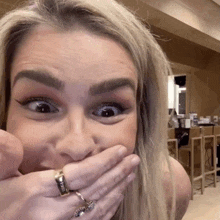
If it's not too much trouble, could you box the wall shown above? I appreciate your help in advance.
[189,70,220,117]
[170,66,220,118]
[119,0,220,118]
[0,0,25,17]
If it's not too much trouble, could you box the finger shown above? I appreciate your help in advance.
[80,155,139,201]
[64,145,128,190]
[93,175,134,220]
[102,195,124,220]
[0,130,23,180]
[69,190,124,220]
[32,145,127,197]
[47,171,135,220]
[41,171,135,220]
[87,194,124,220]
[77,174,134,220]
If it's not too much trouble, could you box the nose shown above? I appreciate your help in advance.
[55,109,97,162]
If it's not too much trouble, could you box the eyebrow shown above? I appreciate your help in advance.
[12,70,65,91]
[12,70,136,95]
[89,78,136,96]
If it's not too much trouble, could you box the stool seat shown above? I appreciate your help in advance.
[179,146,191,151]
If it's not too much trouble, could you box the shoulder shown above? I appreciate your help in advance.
[163,156,191,220]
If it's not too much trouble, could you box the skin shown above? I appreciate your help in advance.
[0,25,140,219]
[7,25,138,173]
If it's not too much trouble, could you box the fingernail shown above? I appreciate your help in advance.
[126,173,136,183]
[118,147,127,157]
[131,156,140,166]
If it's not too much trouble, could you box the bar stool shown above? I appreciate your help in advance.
[178,127,204,200]
[167,128,178,160]
[201,126,217,188]
[214,126,220,174]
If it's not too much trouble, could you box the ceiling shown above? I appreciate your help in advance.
[212,0,220,6]
[151,25,220,73]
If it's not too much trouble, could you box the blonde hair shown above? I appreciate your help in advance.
[0,0,176,219]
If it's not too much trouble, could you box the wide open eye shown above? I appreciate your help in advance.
[92,103,125,117]
[16,97,59,113]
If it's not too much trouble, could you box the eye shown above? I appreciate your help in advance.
[16,97,59,113]
[92,103,125,117]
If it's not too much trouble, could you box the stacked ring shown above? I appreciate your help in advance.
[54,169,95,218]
[74,191,95,218]
[54,169,70,196]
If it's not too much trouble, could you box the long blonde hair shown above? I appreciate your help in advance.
[0,0,176,219]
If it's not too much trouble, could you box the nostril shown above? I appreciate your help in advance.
[57,145,96,162]
[58,152,74,164]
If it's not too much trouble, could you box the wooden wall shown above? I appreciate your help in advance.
[189,70,220,117]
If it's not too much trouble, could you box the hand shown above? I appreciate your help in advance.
[63,146,140,220]
[0,130,23,180]
[0,129,140,220]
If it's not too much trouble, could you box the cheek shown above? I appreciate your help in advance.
[97,115,137,154]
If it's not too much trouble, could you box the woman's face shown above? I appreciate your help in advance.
[6,25,138,174]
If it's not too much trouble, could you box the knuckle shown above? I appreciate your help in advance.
[93,185,108,200]
[104,156,116,171]
[79,171,96,187]
[64,164,94,189]
[113,173,123,184]
[121,164,131,174]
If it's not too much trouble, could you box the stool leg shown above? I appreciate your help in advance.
[201,139,205,194]
[191,148,194,200]
[213,139,217,187]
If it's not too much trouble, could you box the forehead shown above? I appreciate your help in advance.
[11,25,138,88]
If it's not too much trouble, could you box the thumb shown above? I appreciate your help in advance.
[0,130,23,180]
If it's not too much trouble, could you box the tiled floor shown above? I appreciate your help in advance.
[182,175,220,220]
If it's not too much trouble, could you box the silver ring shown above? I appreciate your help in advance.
[75,191,86,202]
[54,169,70,196]
[74,205,87,218]
[74,201,95,218]
[74,191,95,217]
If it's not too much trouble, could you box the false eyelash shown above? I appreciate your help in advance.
[16,96,59,108]
[97,102,126,112]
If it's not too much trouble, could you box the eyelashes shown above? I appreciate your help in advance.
[92,102,126,117]
[16,97,59,113]
[15,97,127,118]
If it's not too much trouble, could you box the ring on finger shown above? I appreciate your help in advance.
[54,169,70,196]
[74,191,96,217]
[75,191,86,202]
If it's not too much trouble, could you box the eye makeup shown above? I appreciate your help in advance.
[15,96,60,113]
[92,102,127,117]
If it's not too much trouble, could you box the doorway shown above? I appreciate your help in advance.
[168,75,186,115]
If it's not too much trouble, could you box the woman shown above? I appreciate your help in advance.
[0,0,191,219]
